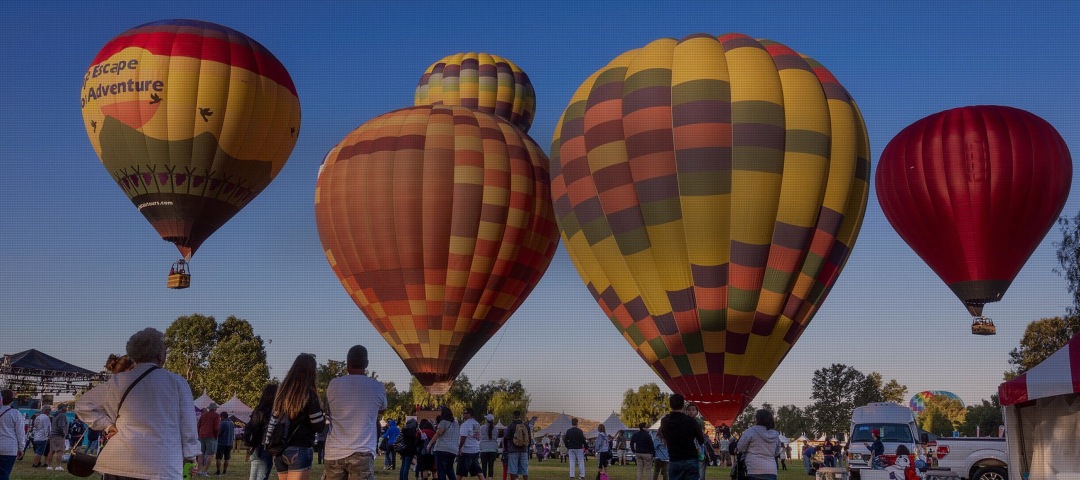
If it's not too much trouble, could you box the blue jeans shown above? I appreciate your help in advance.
[506,451,528,476]
[0,455,15,480]
[436,451,457,480]
[668,459,699,480]
[249,447,272,480]
[400,454,414,480]
[275,446,314,472]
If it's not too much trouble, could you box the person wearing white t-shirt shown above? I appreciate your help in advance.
[455,408,485,480]
[324,345,387,480]
[30,405,52,468]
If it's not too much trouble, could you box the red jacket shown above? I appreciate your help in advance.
[197,412,220,439]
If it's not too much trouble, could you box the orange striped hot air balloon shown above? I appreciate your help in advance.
[315,105,559,394]
[81,19,300,286]
[551,34,869,425]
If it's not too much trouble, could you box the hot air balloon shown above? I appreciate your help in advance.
[551,33,870,425]
[876,106,1072,335]
[81,19,301,288]
[415,53,536,133]
[909,391,964,414]
[315,105,559,395]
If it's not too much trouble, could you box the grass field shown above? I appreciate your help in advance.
[8,455,815,479]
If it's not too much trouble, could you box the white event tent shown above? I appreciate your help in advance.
[587,412,630,438]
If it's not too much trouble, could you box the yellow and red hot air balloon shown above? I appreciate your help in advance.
[551,33,869,425]
[415,53,537,133]
[315,105,559,395]
[81,19,301,287]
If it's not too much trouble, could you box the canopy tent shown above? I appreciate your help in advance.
[193,392,216,410]
[999,332,1080,480]
[0,349,106,396]
[534,413,575,438]
[587,412,630,438]
[649,418,662,430]
[218,394,253,421]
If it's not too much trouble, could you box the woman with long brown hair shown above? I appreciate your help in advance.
[267,354,325,480]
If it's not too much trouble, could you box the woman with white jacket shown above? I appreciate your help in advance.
[735,409,782,480]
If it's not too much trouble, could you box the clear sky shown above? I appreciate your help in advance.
[2,2,1078,421]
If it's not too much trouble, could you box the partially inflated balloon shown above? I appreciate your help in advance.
[909,390,964,414]
[876,106,1071,318]
[82,19,301,260]
[551,34,869,424]
[415,53,536,133]
[315,105,558,394]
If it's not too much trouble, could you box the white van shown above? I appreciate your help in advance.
[848,402,920,477]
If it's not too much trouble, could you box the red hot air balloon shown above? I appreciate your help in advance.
[876,106,1072,334]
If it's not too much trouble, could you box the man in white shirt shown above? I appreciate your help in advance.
[31,405,52,468]
[456,408,486,480]
[325,345,387,480]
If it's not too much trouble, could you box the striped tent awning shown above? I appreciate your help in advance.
[999,332,1080,405]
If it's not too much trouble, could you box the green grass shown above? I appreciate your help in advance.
[9,455,814,479]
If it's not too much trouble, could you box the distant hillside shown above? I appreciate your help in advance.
[527,411,600,433]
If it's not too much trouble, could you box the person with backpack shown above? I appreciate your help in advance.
[67,413,87,452]
[426,406,459,480]
[397,418,421,480]
[264,353,326,480]
[323,345,386,480]
[417,418,436,480]
[245,383,278,480]
[502,411,530,480]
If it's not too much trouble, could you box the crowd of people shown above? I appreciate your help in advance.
[0,326,802,480]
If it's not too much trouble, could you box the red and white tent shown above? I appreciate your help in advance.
[998,332,1080,480]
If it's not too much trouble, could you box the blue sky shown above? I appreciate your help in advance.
[1,2,1078,421]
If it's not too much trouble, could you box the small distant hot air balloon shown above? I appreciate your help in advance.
[415,53,536,133]
[81,19,301,288]
[909,390,964,414]
[876,106,1072,335]
[315,105,558,395]
[551,33,870,425]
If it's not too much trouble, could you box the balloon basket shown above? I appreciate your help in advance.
[971,316,996,336]
[167,259,191,289]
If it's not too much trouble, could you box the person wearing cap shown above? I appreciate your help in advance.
[324,344,387,480]
[197,402,222,475]
[456,408,486,480]
[30,404,52,468]
[863,429,885,470]
[478,414,499,479]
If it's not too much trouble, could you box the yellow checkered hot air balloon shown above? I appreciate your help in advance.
[315,105,559,394]
[81,20,301,287]
[551,34,869,425]
[415,53,536,133]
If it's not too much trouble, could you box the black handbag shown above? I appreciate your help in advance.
[67,366,159,477]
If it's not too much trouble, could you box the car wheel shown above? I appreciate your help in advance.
[972,466,1007,480]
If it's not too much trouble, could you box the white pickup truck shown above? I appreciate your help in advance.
[846,402,1008,480]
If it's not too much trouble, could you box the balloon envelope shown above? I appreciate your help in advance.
[909,390,964,413]
[315,105,558,394]
[415,52,536,133]
[876,106,1072,317]
[82,19,301,260]
[551,33,869,424]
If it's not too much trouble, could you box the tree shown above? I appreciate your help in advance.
[732,404,756,433]
[619,383,669,429]
[917,395,965,435]
[384,381,412,422]
[808,364,867,438]
[881,379,909,404]
[959,396,1003,437]
[316,359,348,400]
[1053,213,1080,320]
[202,333,270,408]
[854,372,886,407]
[164,313,219,395]
[1005,316,1077,379]
[776,405,815,439]
[483,380,530,424]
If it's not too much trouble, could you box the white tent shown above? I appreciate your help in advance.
[193,391,216,410]
[218,394,253,421]
[587,412,630,438]
[999,332,1080,480]
[534,413,575,438]
[649,418,662,430]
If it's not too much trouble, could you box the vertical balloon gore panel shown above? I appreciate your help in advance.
[82,19,301,260]
[551,33,870,426]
